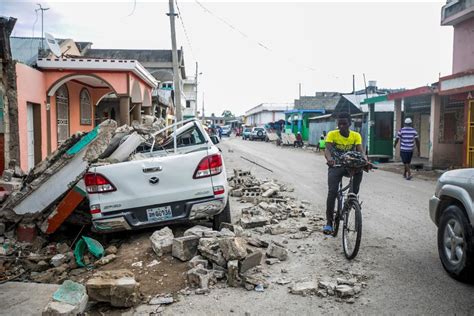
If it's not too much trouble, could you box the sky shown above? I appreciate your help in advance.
[2,0,453,116]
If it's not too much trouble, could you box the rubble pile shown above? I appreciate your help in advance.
[0,116,170,285]
[288,274,368,304]
[229,169,323,235]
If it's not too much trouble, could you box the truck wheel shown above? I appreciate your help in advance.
[438,205,474,282]
[213,200,231,230]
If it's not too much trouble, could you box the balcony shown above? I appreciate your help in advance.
[441,0,474,25]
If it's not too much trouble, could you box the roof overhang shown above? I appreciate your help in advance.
[360,95,388,104]
[285,109,326,114]
[388,86,435,100]
[37,57,158,88]
[439,70,474,95]
[441,4,474,26]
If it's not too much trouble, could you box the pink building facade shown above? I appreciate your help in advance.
[13,58,157,172]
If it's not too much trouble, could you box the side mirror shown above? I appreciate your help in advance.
[210,135,220,144]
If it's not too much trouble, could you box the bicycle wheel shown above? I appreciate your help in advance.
[342,199,362,260]
[332,195,343,237]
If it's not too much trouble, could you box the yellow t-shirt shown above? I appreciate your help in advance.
[326,130,362,153]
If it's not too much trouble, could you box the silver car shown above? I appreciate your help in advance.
[429,168,474,282]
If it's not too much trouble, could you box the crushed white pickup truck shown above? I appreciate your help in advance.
[86,119,230,233]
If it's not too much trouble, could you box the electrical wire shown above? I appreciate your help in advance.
[30,8,39,59]
[175,0,196,63]
[194,0,318,73]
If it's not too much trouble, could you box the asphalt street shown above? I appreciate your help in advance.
[165,136,474,315]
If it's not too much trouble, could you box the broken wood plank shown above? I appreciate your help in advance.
[40,181,87,234]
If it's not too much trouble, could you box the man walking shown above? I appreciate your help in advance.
[393,118,420,180]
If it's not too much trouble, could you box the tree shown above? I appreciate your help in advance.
[221,110,234,118]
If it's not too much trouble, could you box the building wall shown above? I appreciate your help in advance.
[16,63,47,171]
[309,120,336,145]
[453,17,474,73]
[248,111,285,126]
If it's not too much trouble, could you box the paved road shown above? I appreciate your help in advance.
[166,136,474,315]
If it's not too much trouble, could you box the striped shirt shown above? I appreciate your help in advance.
[397,127,418,152]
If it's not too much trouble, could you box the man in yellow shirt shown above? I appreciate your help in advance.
[323,112,367,235]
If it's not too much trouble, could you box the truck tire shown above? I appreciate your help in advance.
[437,205,474,282]
[213,200,231,230]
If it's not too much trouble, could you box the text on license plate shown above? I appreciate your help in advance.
[146,206,173,222]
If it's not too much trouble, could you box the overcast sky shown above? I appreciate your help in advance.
[2,0,452,116]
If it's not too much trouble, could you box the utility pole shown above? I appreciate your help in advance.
[36,4,49,51]
[201,92,205,123]
[167,0,183,122]
[195,61,198,118]
[298,83,301,98]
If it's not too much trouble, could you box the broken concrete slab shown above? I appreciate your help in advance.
[197,238,226,267]
[289,281,318,296]
[240,215,269,229]
[218,237,247,261]
[184,225,212,238]
[95,254,117,266]
[7,120,117,215]
[86,269,139,307]
[187,255,209,269]
[172,235,200,261]
[266,242,288,261]
[335,285,355,298]
[42,301,78,316]
[0,282,60,315]
[46,280,88,315]
[239,250,263,273]
[150,227,174,257]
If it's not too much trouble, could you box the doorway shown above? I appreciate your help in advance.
[26,102,42,170]
[56,85,69,145]
[420,114,430,158]
[467,100,474,167]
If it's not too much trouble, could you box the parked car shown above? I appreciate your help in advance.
[221,125,231,137]
[85,120,231,233]
[242,128,252,140]
[249,127,267,141]
[429,168,474,282]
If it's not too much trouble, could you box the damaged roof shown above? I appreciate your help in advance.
[294,93,341,111]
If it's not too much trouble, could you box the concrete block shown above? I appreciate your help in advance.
[218,237,247,261]
[239,250,263,273]
[183,225,212,238]
[86,269,138,307]
[150,227,174,257]
[266,242,288,261]
[172,235,200,261]
[227,260,241,287]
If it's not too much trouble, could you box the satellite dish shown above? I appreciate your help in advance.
[44,32,61,57]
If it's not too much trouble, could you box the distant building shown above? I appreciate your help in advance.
[244,103,293,127]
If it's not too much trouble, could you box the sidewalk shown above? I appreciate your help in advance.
[0,282,59,315]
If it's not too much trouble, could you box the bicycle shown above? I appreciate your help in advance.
[330,151,375,260]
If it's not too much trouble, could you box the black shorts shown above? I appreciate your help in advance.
[400,151,413,164]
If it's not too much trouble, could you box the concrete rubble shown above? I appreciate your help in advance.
[150,226,174,257]
[86,269,139,307]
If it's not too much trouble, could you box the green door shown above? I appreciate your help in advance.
[373,112,393,157]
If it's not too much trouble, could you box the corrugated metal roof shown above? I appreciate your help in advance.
[10,37,44,65]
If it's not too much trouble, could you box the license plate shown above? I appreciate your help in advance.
[146,206,173,222]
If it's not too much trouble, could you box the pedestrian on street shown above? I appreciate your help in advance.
[323,112,368,235]
[393,117,420,180]
[294,132,303,147]
[317,135,326,152]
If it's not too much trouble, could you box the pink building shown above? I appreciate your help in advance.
[440,0,474,167]
[14,58,157,171]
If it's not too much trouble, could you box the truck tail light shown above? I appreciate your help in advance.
[193,154,223,179]
[84,172,116,194]
[89,204,101,215]
[213,185,225,195]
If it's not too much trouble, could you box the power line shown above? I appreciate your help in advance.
[175,0,196,63]
[30,8,39,58]
[193,0,317,73]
